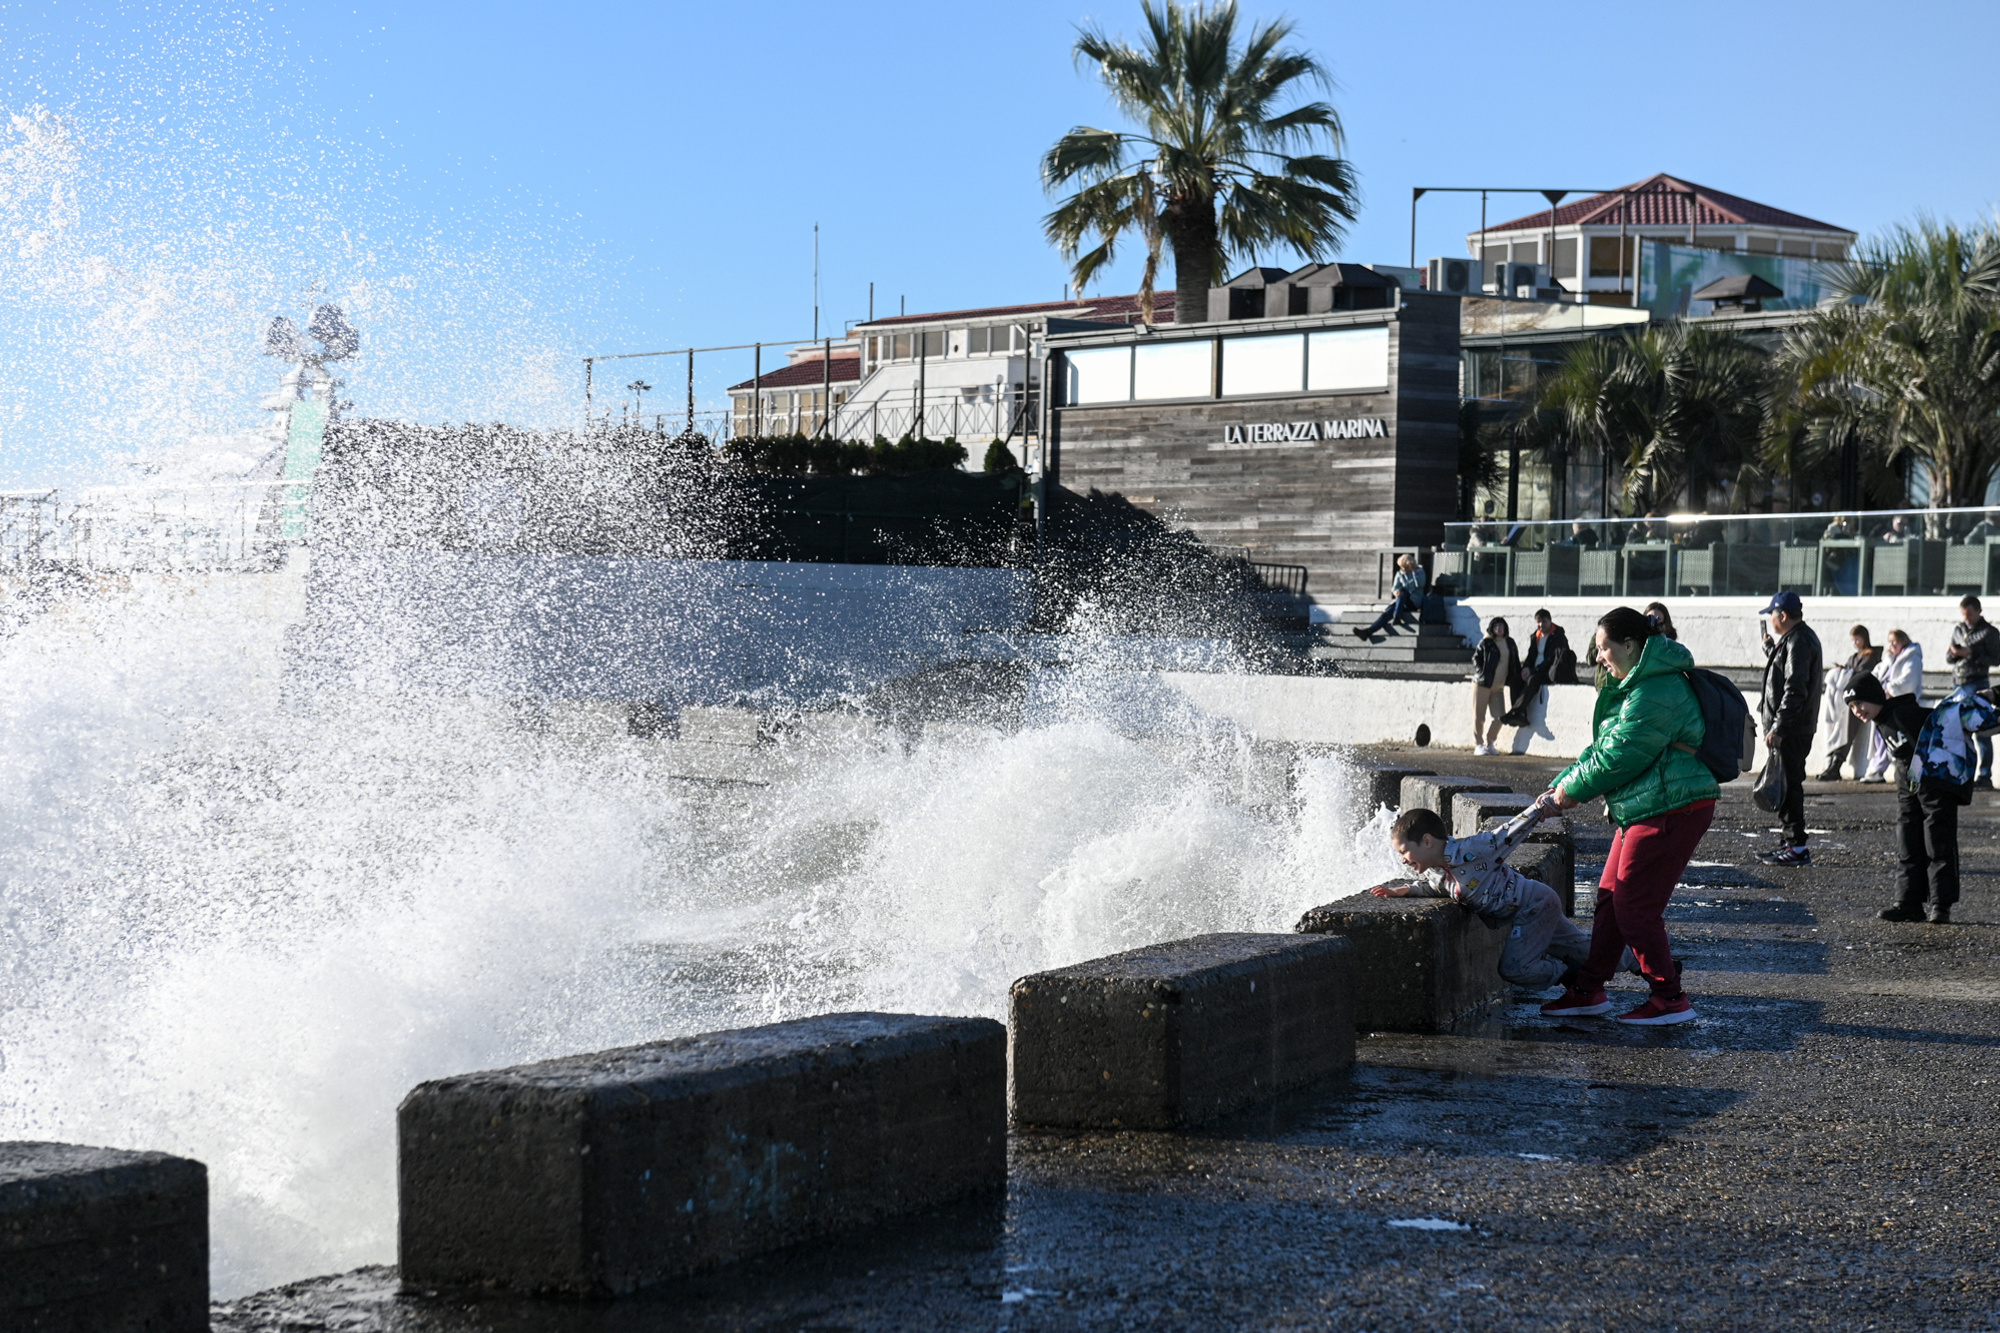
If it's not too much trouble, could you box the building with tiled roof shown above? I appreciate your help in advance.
[726,290,1178,446]
[726,343,861,438]
[1463,173,1855,305]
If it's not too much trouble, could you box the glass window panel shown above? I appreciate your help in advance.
[1220,333,1304,396]
[1132,339,1212,400]
[968,327,989,354]
[1306,327,1389,393]
[1552,237,1578,278]
[1063,347,1132,404]
[922,330,944,357]
[1511,240,1540,264]
[893,334,911,359]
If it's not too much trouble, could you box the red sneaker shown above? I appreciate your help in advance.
[1540,988,1611,1017]
[1616,994,1695,1025]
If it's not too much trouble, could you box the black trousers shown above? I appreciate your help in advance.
[1778,729,1812,846]
[1897,785,1961,909]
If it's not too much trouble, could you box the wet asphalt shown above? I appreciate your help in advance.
[213,755,2000,1331]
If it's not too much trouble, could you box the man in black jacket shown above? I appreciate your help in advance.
[1946,594,2000,787]
[1500,609,1573,727]
[1845,672,1961,923]
[1758,591,1823,866]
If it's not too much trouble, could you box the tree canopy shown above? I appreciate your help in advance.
[1042,1,1358,323]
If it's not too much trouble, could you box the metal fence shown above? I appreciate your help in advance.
[1436,506,2000,598]
[735,388,1041,445]
[0,480,292,571]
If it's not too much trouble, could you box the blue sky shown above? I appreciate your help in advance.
[1,0,1997,482]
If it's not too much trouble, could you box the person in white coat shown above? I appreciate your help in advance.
[1863,629,1925,782]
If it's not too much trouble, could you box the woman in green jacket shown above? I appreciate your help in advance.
[1540,606,1720,1026]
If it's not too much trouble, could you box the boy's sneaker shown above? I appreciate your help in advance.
[1930,906,1953,925]
[1616,994,1696,1025]
[1756,845,1812,866]
[1878,902,1926,922]
[1540,987,1611,1017]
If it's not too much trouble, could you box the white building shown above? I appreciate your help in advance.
[1465,172,1856,304]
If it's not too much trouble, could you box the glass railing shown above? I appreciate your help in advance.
[1434,506,2000,598]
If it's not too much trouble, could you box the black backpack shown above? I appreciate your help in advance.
[1681,669,1753,782]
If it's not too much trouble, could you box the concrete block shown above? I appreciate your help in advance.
[1009,933,1355,1130]
[0,1142,208,1333]
[1350,761,1433,817]
[1509,841,1576,916]
[398,1012,1006,1296]
[1294,896,1507,1032]
[1450,789,1538,838]
[1400,773,1509,820]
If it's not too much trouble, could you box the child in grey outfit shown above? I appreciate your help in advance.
[1372,801,1593,991]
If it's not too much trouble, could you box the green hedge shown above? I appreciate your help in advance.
[724,433,972,477]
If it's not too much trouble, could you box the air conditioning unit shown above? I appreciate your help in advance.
[1488,263,1556,298]
[1427,256,1481,295]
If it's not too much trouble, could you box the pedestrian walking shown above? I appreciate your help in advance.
[1863,629,1924,782]
[1756,591,1823,866]
[1844,672,1998,924]
[1818,625,1884,781]
[1500,608,1575,727]
[1946,595,2000,788]
[1472,617,1521,755]
[1539,606,1720,1025]
[1354,554,1424,639]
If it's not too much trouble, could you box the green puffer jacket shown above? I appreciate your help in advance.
[1555,634,1721,826]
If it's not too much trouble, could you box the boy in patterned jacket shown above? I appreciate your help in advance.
[1371,800,1593,992]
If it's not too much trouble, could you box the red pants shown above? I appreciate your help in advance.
[1582,800,1715,997]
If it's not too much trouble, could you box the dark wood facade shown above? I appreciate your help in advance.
[1045,294,1461,601]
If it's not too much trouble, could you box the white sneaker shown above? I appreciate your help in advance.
[1475,743,1497,756]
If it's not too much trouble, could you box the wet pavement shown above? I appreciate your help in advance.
[214,757,2000,1330]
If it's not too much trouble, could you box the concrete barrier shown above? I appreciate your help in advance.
[1009,933,1355,1130]
[1401,773,1509,820]
[1450,789,1542,837]
[1351,761,1433,817]
[1294,897,1507,1032]
[397,1012,1006,1296]
[0,1142,208,1333]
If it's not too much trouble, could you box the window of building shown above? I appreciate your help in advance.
[968,327,989,355]
[1746,235,1778,255]
[1551,237,1578,280]
[1511,240,1539,265]
[1816,241,1847,260]
[1480,243,1507,273]
[1306,327,1388,393]
[1063,347,1131,404]
[1133,339,1212,400]
[1588,236,1635,277]
[1780,239,1812,257]
[1221,333,1304,396]
[893,333,911,359]
[922,330,945,358]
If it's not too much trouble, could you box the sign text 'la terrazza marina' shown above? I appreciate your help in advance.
[1214,417,1388,448]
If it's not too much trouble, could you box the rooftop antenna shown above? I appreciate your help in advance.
[813,222,820,342]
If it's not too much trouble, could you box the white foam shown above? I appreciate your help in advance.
[0,570,1405,1297]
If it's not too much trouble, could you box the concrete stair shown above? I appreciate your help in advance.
[1313,595,1472,666]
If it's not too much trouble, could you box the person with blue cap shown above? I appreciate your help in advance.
[1757,591,1822,865]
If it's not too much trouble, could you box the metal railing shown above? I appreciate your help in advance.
[736,388,1041,445]
[1435,506,2000,598]
[0,480,294,571]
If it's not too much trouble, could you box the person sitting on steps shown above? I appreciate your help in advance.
[1354,554,1425,639]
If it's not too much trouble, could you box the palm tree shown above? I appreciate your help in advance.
[1516,324,1770,514]
[1774,219,2000,508]
[1042,1,1358,324]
